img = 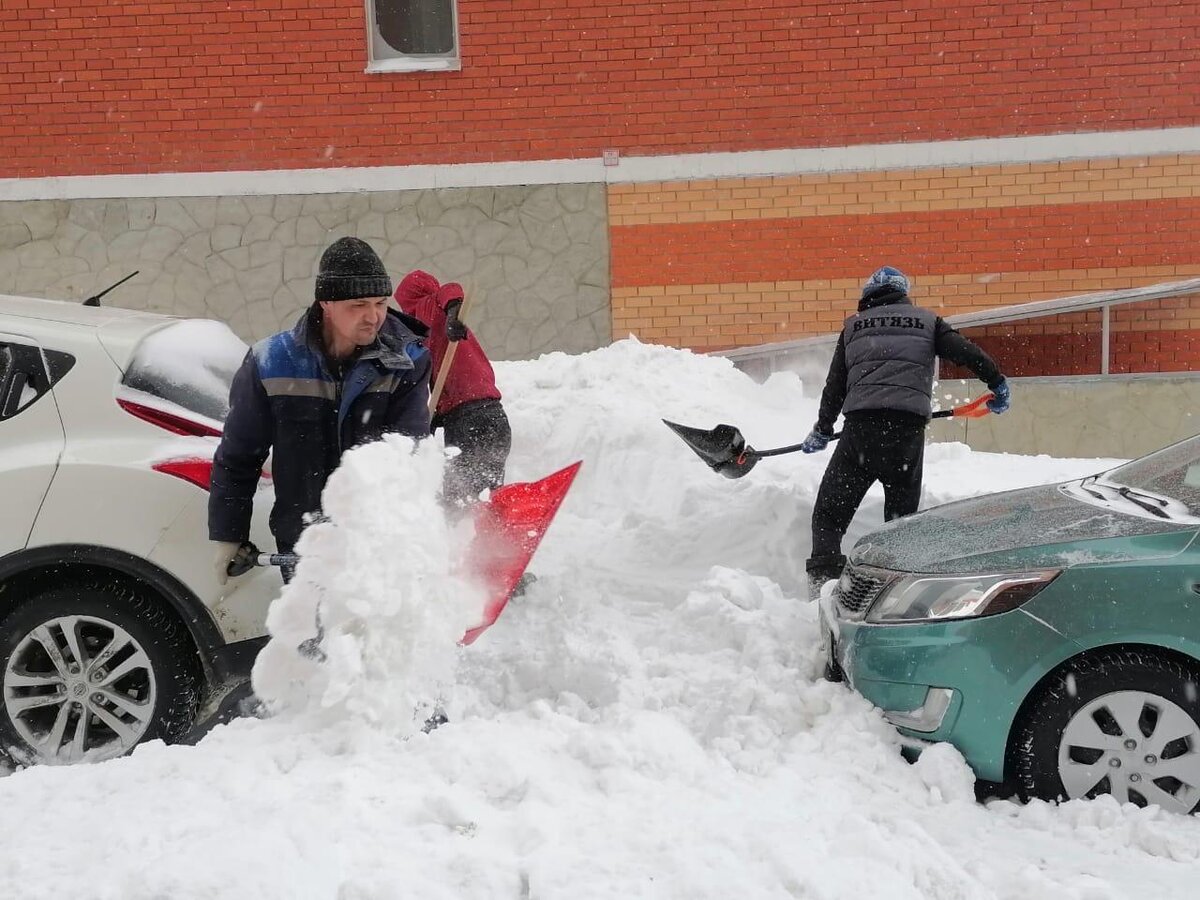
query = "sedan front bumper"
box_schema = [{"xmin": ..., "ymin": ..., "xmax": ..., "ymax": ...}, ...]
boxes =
[{"xmin": 821, "ymin": 594, "xmax": 1072, "ymax": 783}]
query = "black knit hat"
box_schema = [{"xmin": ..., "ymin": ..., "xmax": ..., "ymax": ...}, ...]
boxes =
[{"xmin": 314, "ymin": 237, "xmax": 393, "ymax": 301}]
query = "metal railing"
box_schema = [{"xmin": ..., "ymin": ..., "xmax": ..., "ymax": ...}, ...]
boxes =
[{"xmin": 714, "ymin": 276, "xmax": 1200, "ymax": 381}]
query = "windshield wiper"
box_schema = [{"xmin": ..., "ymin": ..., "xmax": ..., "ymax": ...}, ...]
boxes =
[
  {"xmin": 1115, "ymin": 486, "xmax": 1170, "ymax": 518},
  {"xmin": 1082, "ymin": 479, "xmax": 1174, "ymax": 519}
]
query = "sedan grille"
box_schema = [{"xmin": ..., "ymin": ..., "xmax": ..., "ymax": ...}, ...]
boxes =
[{"xmin": 834, "ymin": 566, "xmax": 893, "ymax": 619}]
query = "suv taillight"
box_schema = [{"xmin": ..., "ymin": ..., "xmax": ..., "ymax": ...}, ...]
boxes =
[
  {"xmin": 117, "ymin": 398, "xmax": 222, "ymax": 438},
  {"xmin": 152, "ymin": 458, "xmax": 214, "ymax": 491}
]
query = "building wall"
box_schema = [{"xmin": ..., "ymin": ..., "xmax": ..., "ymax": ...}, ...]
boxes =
[
  {"xmin": 1, "ymin": 1, "xmax": 1196, "ymax": 177},
  {"xmin": 610, "ymin": 152, "xmax": 1200, "ymax": 358},
  {"xmin": 0, "ymin": 185, "xmax": 611, "ymax": 357},
  {"xmin": 2, "ymin": 3, "xmax": 1200, "ymax": 363},
  {"xmin": 928, "ymin": 376, "xmax": 1200, "ymax": 459}
]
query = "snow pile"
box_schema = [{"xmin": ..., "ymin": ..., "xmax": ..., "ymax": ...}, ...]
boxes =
[
  {"xmin": 252, "ymin": 434, "xmax": 483, "ymax": 733},
  {"xmin": 2, "ymin": 339, "xmax": 1197, "ymax": 900}
]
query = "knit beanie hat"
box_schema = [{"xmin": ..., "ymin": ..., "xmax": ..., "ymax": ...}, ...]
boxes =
[
  {"xmin": 315, "ymin": 237, "xmax": 392, "ymax": 301},
  {"xmin": 861, "ymin": 265, "xmax": 910, "ymax": 301},
  {"xmin": 394, "ymin": 268, "xmax": 440, "ymax": 303}
]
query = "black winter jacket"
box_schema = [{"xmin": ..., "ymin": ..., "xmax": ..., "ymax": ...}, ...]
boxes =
[
  {"xmin": 815, "ymin": 288, "xmax": 1003, "ymax": 434},
  {"xmin": 209, "ymin": 307, "xmax": 432, "ymax": 551}
]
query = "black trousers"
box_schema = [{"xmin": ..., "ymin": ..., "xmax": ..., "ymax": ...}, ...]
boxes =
[
  {"xmin": 809, "ymin": 411, "xmax": 926, "ymax": 570},
  {"xmin": 435, "ymin": 398, "xmax": 513, "ymax": 507}
]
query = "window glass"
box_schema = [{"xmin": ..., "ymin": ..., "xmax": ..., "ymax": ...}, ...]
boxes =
[
  {"xmin": 368, "ymin": 0, "xmax": 459, "ymax": 69},
  {"xmin": 0, "ymin": 342, "xmax": 73, "ymax": 421},
  {"xmin": 122, "ymin": 320, "xmax": 247, "ymax": 423},
  {"xmin": 1104, "ymin": 434, "xmax": 1200, "ymax": 514}
]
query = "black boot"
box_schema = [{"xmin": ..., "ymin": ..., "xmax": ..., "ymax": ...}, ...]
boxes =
[{"xmin": 805, "ymin": 553, "xmax": 846, "ymax": 602}]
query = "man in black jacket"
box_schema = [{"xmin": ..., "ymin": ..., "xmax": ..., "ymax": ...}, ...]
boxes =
[
  {"xmin": 800, "ymin": 266, "xmax": 1010, "ymax": 595},
  {"xmin": 209, "ymin": 236, "xmax": 432, "ymax": 583}
]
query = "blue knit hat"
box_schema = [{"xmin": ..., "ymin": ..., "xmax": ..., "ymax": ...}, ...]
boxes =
[{"xmin": 862, "ymin": 265, "xmax": 910, "ymax": 300}]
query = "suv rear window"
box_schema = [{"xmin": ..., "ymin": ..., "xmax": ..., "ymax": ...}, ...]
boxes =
[{"xmin": 122, "ymin": 320, "xmax": 248, "ymax": 422}]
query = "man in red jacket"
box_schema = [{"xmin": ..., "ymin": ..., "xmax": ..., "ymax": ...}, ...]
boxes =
[{"xmin": 394, "ymin": 270, "xmax": 512, "ymax": 507}]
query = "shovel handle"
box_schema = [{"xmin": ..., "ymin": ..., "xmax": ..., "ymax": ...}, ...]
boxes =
[
  {"xmin": 226, "ymin": 543, "xmax": 299, "ymax": 578},
  {"xmin": 747, "ymin": 392, "xmax": 995, "ymax": 460},
  {"xmin": 429, "ymin": 289, "xmax": 475, "ymax": 415},
  {"xmin": 943, "ymin": 391, "xmax": 994, "ymax": 419}
]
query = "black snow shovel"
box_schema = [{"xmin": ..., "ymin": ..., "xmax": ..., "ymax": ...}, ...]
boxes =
[{"xmin": 663, "ymin": 392, "xmax": 995, "ymax": 479}]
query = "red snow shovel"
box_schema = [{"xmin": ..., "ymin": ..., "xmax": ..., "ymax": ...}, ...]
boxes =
[
  {"xmin": 228, "ymin": 460, "xmax": 582, "ymax": 645},
  {"xmin": 460, "ymin": 459, "xmax": 581, "ymax": 644},
  {"xmin": 663, "ymin": 393, "xmax": 994, "ymax": 479}
]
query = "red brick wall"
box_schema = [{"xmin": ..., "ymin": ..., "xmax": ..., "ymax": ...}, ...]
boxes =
[
  {"xmin": 612, "ymin": 199, "xmax": 1200, "ymax": 289},
  {"xmin": 1, "ymin": 0, "xmax": 1198, "ymax": 177},
  {"xmin": 610, "ymin": 158, "xmax": 1200, "ymax": 354}
]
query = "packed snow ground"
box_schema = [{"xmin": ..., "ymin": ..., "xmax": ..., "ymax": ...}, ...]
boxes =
[{"xmin": 4, "ymin": 339, "xmax": 1200, "ymax": 899}]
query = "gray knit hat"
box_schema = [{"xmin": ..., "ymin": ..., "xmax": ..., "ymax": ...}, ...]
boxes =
[{"xmin": 315, "ymin": 237, "xmax": 393, "ymax": 301}]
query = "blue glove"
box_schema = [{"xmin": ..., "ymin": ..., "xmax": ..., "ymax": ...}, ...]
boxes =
[
  {"xmin": 986, "ymin": 378, "xmax": 1011, "ymax": 414},
  {"xmin": 801, "ymin": 427, "xmax": 834, "ymax": 454}
]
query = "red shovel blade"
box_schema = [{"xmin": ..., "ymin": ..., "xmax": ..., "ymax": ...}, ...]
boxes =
[{"xmin": 460, "ymin": 460, "xmax": 582, "ymax": 645}]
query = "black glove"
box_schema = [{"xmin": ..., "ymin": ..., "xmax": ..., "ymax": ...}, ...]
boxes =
[
  {"xmin": 445, "ymin": 299, "xmax": 468, "ymax": 342},
  {"xmin": 223, "ymin": 541, "xmax": 262, "ymax": 580}
]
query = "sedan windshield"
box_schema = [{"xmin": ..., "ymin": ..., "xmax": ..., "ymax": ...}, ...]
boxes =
[{"xmin": 1102, "ymin": 435, "xmax": 1200, "ymax": 516}]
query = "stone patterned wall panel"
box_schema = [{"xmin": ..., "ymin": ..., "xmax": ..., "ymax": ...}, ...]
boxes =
[{"xmin": 0, "ymin": 185, "xmax": 611, "ymax": 360}]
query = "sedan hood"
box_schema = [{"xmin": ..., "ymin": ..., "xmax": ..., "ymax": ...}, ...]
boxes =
[{"xmin": 850, "ymin": 482, "xmax": 1197, "ymax": 574}]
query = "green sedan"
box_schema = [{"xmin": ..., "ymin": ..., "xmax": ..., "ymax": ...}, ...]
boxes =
[{"xmin": 821, "ymin": 434, "xmax": 1200, "ymax": 814}]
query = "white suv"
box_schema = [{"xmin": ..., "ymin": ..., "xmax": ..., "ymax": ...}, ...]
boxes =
[{"xmin": 0, "ymin": 294, "xmax": 280, "ymax": 764}]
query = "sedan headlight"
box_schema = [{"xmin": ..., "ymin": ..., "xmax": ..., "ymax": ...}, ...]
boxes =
[{"xmin": 866, "ymin": 570, "xmax": 1060, "ymax": 624}]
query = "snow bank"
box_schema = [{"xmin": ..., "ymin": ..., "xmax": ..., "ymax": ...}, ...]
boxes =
[
  {"xmin": 252, "ymin": 434, "xmax": 483, "ymax": 734},
  {"xmin": 2, "ymin": 339, "xmax": 1195, "ymax": 900}
]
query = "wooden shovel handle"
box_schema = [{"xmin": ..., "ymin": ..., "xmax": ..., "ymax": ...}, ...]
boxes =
[{"xmin": 428, "ymin": 289, "xmax": 475, "ymax": 415}]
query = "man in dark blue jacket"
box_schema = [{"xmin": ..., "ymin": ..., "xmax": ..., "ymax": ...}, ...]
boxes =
[
  {"xmin": 209, "ymin": 236, "xmax": 432, "ymax": 583},
  {"xmin": 799, "ymin": 266, "xmax": 1010, "ymax": 595}
]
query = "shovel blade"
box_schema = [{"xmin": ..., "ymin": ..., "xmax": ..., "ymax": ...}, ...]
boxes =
[
  {"xmin": 662, "ymin": 419, "xmax": 759, "ymax": 479},
  {"xmin": 460, "ymin": 460, "xmax": 582, "ymax": 645}
]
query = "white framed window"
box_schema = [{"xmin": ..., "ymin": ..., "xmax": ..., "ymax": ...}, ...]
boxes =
[{"xmin": 365, "ymin": 0, "xmax": 461, "ymax": 73}]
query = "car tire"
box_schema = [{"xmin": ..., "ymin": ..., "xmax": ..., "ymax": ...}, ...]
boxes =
[
  {"xmin": 0, "ymin": 583, "xmax": 201, "ymax": 764},
  {"xmin": 1013, "ymin": 649, "xmax": 1200, "ymax": 815}
]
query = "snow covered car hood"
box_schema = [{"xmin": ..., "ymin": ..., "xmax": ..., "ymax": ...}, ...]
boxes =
[{"xmin": 849, "ymin": 482, "xmax": 1199, "ymax": 574}]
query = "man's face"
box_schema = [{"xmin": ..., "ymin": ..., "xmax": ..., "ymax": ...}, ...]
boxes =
[{"xmin": 320, "ymin": 297, "xmax": 389, "ymax": 349}]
